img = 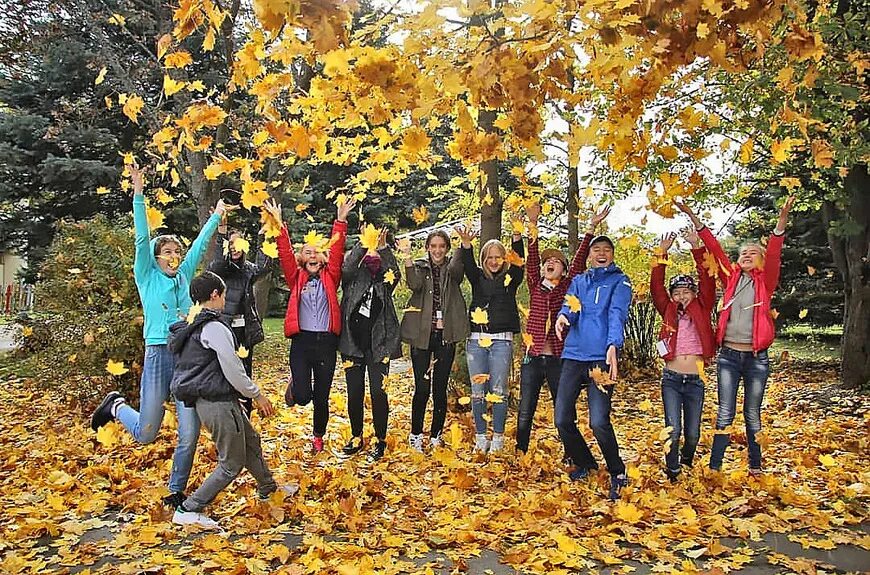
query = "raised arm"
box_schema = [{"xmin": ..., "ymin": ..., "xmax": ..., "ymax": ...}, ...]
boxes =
[
  {"xmin": 764, "ymin": 196, "xmax": 794, "ymax": 293},
  {"xmin": 208, "ymin": 233, "xmax": 230, "ymax": 275},
  {"xmin": 507, "ymin": 236, "xmax": 525, "ymax": 288},
  {"xmin": 130, "ymin": 166, "xmax": 153, "ymax": 281},
  {"xmin": 682, "ymin": 227, "xmax": 716, "ymax": 311},
  {"xmin": 455, "ymin": 225, "xmax": 481, "ymax": 285},
  {"xmin": 650, "ymin": 233, "xmax": 676, "ymax": 317},
  {"xmin": 325, "ymin": 219, "xmax": 349, "ymax": 285},
  {"xmin": 342, "ymin": 243, "xmax": 367, "ymax": 283},
  {"xmin": 675, "ymin": 200, "xmax": 732, "ymax": 284},
  {"xmin": 398, "ymin": 238, "xmax": 423, "ymax": 291},
  {"xmin": 569, "ymin": 205, "xmax": 610, "ymax": 280},
  {"xmin": 446, "ymin": 245, "xmax": 465, "ymax": 282},
  {"xmin": 178, "ymin": 201, "xmax": 224, "ymax": 280},
  {"xmin": 524, "ymin": 202, "xmax": 541, "ymax": 286}
]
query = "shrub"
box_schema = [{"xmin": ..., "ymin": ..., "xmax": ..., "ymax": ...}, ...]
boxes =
[{"xmin": 15, "ymin": 216, "xmax": 144, "ymax": 406}]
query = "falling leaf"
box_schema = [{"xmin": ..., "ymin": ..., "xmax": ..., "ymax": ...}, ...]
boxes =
[
  {"xmin": 807, "ymin": 265, "xmax": 816, "ymax": 276},
  {"xmin": 21, "ymin": 326, "xmax": 33, "ymax": 337},
  {"xmin": 186, "ymin": 303, "xmax": 203, "ymax": 324},
  {"xmin": 470, "ymin": 307, "xmax": 489, "ymax": 325},
  {"xmin": 232, "ymin": 237, "xmax": 250, "ymax": 254},
  {"xmin": 403, "ymin": 307, "xmax": 422, "ymax": 313},
  {"xmin": 341, "ymin": 360, "xmax": 355, "ymax": 369},
  {"xmin": 458, "ymin": 396, "xmax": 471, "ymax": 405},
  {"xmin": 261, "ymin": 241, "xmax": 278, "ymax": 258},
  {"xmin": 106, "ymin": 359, "xmax": 129, "ymax": 376},
  {"xmin": 122, "ymin": 94, "xmax": 144, "ymax": 124},
  {"xmin": 589, "ymin": 366, "xmax": 611, "ymax": 386},
  {"xmin": 798, "ymin": 308, "xmax": 808, "ymax": 319},
  {"xmin": 94, "ymin": 67, "xmax": 107, "ymax": 85},
  {"xmin": 485, "ymin": 393, "xmax": 503, "ymax": 403},
  {"xmin": 237, "ymin": 346, "xmax": 249, "ymax": 359},
  {"xmin": 360, "ymin": 224, "xmax": 381, "ymax": 253},
  {"xmin": 522, "ymin": 332, "xmax": 534, "ymax": 351},
  {"xmin": 107, "ymin": 13, "xmax": 126, "ymax": 25},
  {"xmin": 477, "ymin": 337, "xmax": 493, "ymax": 348},
  {"xmin": 811, "ymin": 139, "xmax": 835, "ymax": 168},
  {"xmin": 163, "ymin": 75, "xmax": 186, "ymax": 97},
  {"xmin": 564, "ymin": 294, "xmax": 582, "ymax": 312},
  {"xmin": 697, "ymin": 360, "xmax": 708, "ymax": 384},
  {"xmin": 412, "ymin": 206, "xmax": 429, "ymax": 225},
  {"xmin": 145, "ymin": 203, "xmax": 165, "ymax": 231},
  {"xmin": 240, "ymin": 180, "xmax": 268, "ymax": 210},
  {"xmin": 504, "ymin": 274, "xmax": 512, "ymax": 287},
  {"xmin": 471, "ymin": 374, "xmax": 490, "ymax": 384},
  {"xmin": 384, "ymin": 269, "xmax": 396, "ymax": 285},
  {"xmin": 738, "ymin": 138, "xmax": 754, "ymax": 164}
]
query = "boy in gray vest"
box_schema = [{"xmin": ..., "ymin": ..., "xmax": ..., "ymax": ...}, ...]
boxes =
[{"xmin": 169, "ymin": 271, "xmax": 296, "ymax": 529}]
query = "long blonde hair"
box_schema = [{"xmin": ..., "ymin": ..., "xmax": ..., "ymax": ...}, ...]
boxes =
[{"xmin": 479, "ymin": 239, "xmax": 508, "ymax": 279}]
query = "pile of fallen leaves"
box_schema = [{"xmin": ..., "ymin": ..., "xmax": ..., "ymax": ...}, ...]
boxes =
[{"xmin": 0, "ymin": 344, "xmax": 867, "ymax": 574}]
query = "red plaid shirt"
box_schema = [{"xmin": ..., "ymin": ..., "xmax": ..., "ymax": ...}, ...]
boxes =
[{"xmin": 525, "ymin": 234, "xmax": 592, "ymax": 357}]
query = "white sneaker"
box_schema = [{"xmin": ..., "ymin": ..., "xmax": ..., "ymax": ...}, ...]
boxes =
[
  {"xmin": 408, "ymin": 433, "xmax": 424, "ymax": 452},
  {"xmin": 489, "ymin": 434, "xmax": 504, "ymax": 453},
  {"xmin": 429, "ymin": 434, "xmax": 442, "ymax": 449},
  {"xmin": 473, "ymin": 433, "xmax": 490, "ymax": 454},
  {"xmin": 172, "ymin": 508, "xmax": 220, "ymax": 530}
]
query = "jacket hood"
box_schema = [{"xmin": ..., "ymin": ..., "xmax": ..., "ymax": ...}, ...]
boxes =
[
  {"xmin": 587, "ymin": 262, "xmax": 624, "ymax": 278},
  {"xmin": 168, "ymin": 308, "xmax": 222, "ymax": 354}
]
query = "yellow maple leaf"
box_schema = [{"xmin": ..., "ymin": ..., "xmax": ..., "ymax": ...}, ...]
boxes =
[
  {"xmin": 738, "ymin": 138, "xmax": 754, "ymax": 164},
  {"xmin": 106, "ymin": 359, "xmax": 129, "ymax": 376},
  {"xmin": 412, "ymin": 206, "xmax": 429, "ymax": 225},
  {"xmin": 771, "ymin": 138, "xmax": 801, "ymax": 164},
  {"xmin": 458, "ymin": 396, "xmax": 471, "ymax": 405},
  {"xmin": 485, "ymin": 392, "xmax": 503, "ymax": 403},
  {"xmin": 384, "ymin": 269, "xmax": 396, "ymax": 285},
  {"xmin": 589, "ymin": 366, "xmax": 611, "ymax": 386},
  {"xmin": 470, "ymin": 307, "xmax": 489, "ymax": 325},
  {"xmin": 564, "ymin": 294, "xmax": 582, "ymax": 312},
  {"xmin": 341, "ymin": 359, "xmax": 355, "ymax": 369},
  {"xmin": 779, "ymin": 177, "xmax": 801, "ymax": 190},
  {"xmin": 186, "ymin": 303, "xmax": 203, "ymax": 324},
  {"xmin": 471, "ymin": 373, "xmax": 490, "ymax": 384},
  {"xmin": 302, "ymin": 230, "xmax": 328, "ymax": 252},
  {"xmin": 295, "ymin": 203, "xmax": 308, "ymax": 213},
  {"xmin": 696, "ymin": 22, "xmax": 710, "ymax": 39},
  {"xmin": 96, "ymin": 186, "xmax": 110, "ymax": 195},
  {"xmin": 702, "ymin": 250, "xmax": 718, "ymax": 277},
  {"xmin": 504, "ymin": 274, "xmax": 512, "ymax": 287},
  {"xmin": 232, "ymin": 237, "xmax": 250, "ymax": 254},
  {"xmin": 798, "ymin": 308, "xmax": 808, "ymax": 319},
  {"xmin": 107, "ymin": 13, "xmax": 125, "ymax": 25},
  {"xmin": 505, "ymin": 250, "xmax": 525, "ymax": 267},
  {"xmin": 163, "ymin": 75, "xmax": 185, "ymax": 97},
  {"xmin": 261, "ymin": 241, "xmax": 278, "ymax": 258},
  {"xmin": 21, "ymin": 326, "xmax": 33, "ymax": 337},
  {"xmin": 122, "ymin": 94, "xmax": 144, "ymax": 124},
  {"xmin": 145, "ymin": 203, "xmax": 165, "ymax": 231},
  {"xmin": 770, "ymin": 308, "xmax": 780, "ymax": 320},
  {"xmin": 96, "ymin": 423, "xmax": 119, "ymax": 448},
  {"xmin": 811, "ymin": 139, "xmax": 834, "ymax": 168},
  {"xmin": 240, "ymin": 180, "xmax": 268, "ymax": 210},
  {"xmin": 478, "ymin": 337, "xmax": 493, "ymax": 348},
  {"xmin": 163, "ymin": 51, "xmax": 193, "ymax": 69},
  {"xmin": 638, "ymin": 399, "xmax": 653, "ymax": 411},
  {"xmin": 818, "ymin": 454, "xmax": 836, "ymax": 467},
  {"xmin": 237, "ymin": 346, "xmax": 249, "ymax": 359},
  {"xmin": 94, "ymin": 67, "xmax": 107, "ymax": 85},
  {"xmin": 522, "ymin": 332, "xmax": 533, "ymax": 351},
  {"xmin": 697, "ymin": 360, "xmax": 708, "ymax": 384},
  {"xmin": 360, "ymin": 224, "xmax": 381, "ymax": 253},
  {"xmin": 615, "ymin": 501, "xmax": 643, "ymax": 524}
]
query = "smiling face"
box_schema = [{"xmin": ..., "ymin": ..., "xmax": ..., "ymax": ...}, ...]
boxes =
[
  {"xmin": 738, "ymin": 244, "xmax": 765, "ymax": 272},
  {"xmin": 300, "ymin": 244, "xmax": 325, "ymax": 273},
  {"xmin": 670, "ymin": 286, "xmax": 696, "ymax": 308},
  {"xmin": 482, "ymin": 243, "xmax": 506, "ymax": 274},
  {"xmin": 228, "ymin": 232, "xmax": 244, "ymax": 261},
  {"xmin": 542, "ymin": 257, "xmax": 565, "ymax": 281},
  {"xmin": 427, "ymin": 234, "xmax": 449, "ymax": 265},
  {"xmin": 589, "ymin": 241, "xmax": 614, "ymax": 268},
  {"xmin": 156, "ymin": 241, "xmax": 182, "ymax": 277}
]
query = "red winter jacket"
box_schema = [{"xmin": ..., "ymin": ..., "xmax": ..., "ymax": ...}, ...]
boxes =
[
  {"xmin": 698, "ymin": 226, "xmax": 784, "ymax": 352},
  {"xmin": 650, "ymin": 248, "xmax": 717, "ymax": 363},
  {"xmin": 276, "ymin": 220, "xmax": 347, "ymax": 338}
]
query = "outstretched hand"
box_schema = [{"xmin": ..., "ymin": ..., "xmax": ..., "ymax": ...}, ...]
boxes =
[
  {"xmin": 681, "ymin": 226, "xmax": 701, "ymax": 249},
  {"xmin": 776, "ymin": 195, "xmax": 796, "ymax": 233},
  {"xmin": 590, "ymin": 205, "xmax": 611, "ymax": 230},
  {"xmin": 337, "ymin": 197, "xmax": 357, "ymax": 222},
  {"xmin": 454, "ymin": 224, "xmax": 478, "ymax": 248},
  {"xmin": 659, "ymin": 232, "xmax": 677, "ymax": 253},
  {"xmin": 526, "ymin": 201, "xmax": 542, "ymax": 224},
  {"xmin": 128, "ymin": 163, "xmax": 144, "ymax": 196}
]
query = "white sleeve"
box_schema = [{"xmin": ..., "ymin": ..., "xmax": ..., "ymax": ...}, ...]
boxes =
[{"xmin": 200, "ymin": 322, "xmax": 262, "ymax": 399}]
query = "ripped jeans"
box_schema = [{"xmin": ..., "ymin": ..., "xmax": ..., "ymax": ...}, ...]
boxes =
[{"xmin": 466, "ymin": 338, "xmax": 512, "ymax": 435}]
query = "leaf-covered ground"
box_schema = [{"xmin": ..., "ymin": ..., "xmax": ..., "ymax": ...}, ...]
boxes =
[{"xmin": 0, "ymin": 335, "xmax": 867, "ymax": 575}]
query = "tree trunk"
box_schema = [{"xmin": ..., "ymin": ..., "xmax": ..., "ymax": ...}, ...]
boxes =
[
  {"xmin": 477, "ymin": 109, "xmax": 502, "ymax": 244},
  {"xmin": 824, "ymin": 164, "xmax": 870, "ymax": 389},
  {"xmin": 566, "ymin": 166, "xmax": 580, "ymax": 253}
]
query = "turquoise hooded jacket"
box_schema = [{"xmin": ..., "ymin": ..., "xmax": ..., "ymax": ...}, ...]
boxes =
[{"xmin": 133, "ymin": 195, "xmax": 221, "ymax": 346}]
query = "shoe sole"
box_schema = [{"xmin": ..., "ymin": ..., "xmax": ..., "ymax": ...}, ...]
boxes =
[{"xmin": 90, "ymin": 392, "xmax": 119, "ymax": 431}]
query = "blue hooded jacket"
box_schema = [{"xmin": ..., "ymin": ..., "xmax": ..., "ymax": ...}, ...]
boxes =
[
  {"xmin": 558, "ymin": 263, "xmax": 632, "ymax": 362},
  {"xmin": 133, "ymin": 195, "xmax": 221, "ymax": 346}
]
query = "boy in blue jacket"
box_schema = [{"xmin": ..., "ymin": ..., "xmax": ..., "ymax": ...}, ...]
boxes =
[
  {"xmin": 90, "ymin": 164, "xmax": 226, "ymax": 508},
  {"xmin": 554, "ymin": 235, "xmax": 632, "ymax": 500}
]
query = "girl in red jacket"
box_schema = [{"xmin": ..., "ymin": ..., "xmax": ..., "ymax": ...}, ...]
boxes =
[
  {"xmin": 676, "ymin": 196, "xmax": 795, "ymax": 474},
  {"xmin": 650, "ymin": 228, "xmax": 716, "ymax": 481},
  {"xmin": 268, "ymin": 197, "xmax": 354, "ymax": 454}
]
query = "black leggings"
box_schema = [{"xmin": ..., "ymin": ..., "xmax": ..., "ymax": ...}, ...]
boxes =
[
  {"xmin": 289, "ymin": 331, "xmax": 339, "ymax": 436},
  {"xmin": 410, "ymin": 330, "xmax": 456, "ymax": 437},
  {"xmin": 345, "ymin": 352, "xmax": 389, "ymax": 441}
]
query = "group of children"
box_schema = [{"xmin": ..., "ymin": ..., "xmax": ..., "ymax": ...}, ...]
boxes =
[{"xmin": 89, "ymin": 162, "xmax": 796, "ymax": 529}]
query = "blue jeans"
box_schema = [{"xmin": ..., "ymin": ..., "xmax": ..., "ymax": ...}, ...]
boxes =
[
  {"xmin": 709, "ymin": 347, "xmax": 769, "ymax": 470},
  {"xmin": 116, "ymin": 344, "xmax": 201, "ymax": 494},
  {"xmin": 661, "ymin": 369, "xmax": 704, "ymax": 472},
  {"xmin": 555, "ymin": 359, "xmax": 625, "ymax": 475},
  {"xmin": 466, "ymin": 338, "xmax": 512, "ymax": 434},
  {"xmin": 516, "ymin": 355, "xmax": 561, "ymax": 452}
]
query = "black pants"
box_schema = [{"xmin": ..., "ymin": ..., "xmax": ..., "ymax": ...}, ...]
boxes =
[
  {"xmin": 345, "ymin": 351, "xmax": 389, "ymax": 441},
  {"xmin": 232, "ymin": 326, "xmax": 254, "ymax": 417},
  {"xmin": 289, "ymin": 331, "xmax": 339, "ymax": 437},
  {"xmin": 410, "ymin": 330, "xmax": 456, "ymax": 437},
  {"xmin": 516, "ymin": 354, "xmax": 561, "ymax": 452}
]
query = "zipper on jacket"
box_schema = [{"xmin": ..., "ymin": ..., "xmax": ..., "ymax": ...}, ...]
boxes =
[{"xmin": 595, "ymin": 286, "xmax": 601, "ymax": 304}]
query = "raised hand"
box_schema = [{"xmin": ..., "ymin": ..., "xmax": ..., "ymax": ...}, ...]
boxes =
[
  {"xmin": 397, "ymin": 237, "xmax": 412, "ymax": 257},
  {"xmin": 681, "ymin": 226, "xmax": 701, "ymax": 249},
  {"xmin": 525, "ymin": 201, "xmax": 541, "ymax": 224},
  {"xmin": 262, "ymin": 198, "xmax": 282, "ymax": 223},
  {"xmin": 454, "ymin": 224, "xmax": 478, "ymax": 248},
  {"xmin": 775, "ymin": 195, "xmax": 796, "ymax": 234},
  {"xmin": 673, "ymin": 199, "xmax": 703, "ymax": 230},
  {"xmin": 337, "ymin": 197, "xmax": 357, "ymax": 222},
  {"xmin": 214, "ymin": 199, "xmax": 229, "ymax": 217},
  {"xmin": 377, "ymin": 227, "xmax": 389, "ymax": 249},
  {"xmin": 589, "ymin": 205, "xmax": 611, "ymax": 231},
  {"xmin": 659, "ymin": 232, "xmax": 677, "ymax": 253},
  {"xmin": 129, "ymin": 163, "xmax": 144, "ymax": 196}
]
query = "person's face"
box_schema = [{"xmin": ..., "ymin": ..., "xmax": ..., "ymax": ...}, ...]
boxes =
[
  {"xmin": 542, "ymin": 257, "xmax": 565, "ymax": 281},
  {"xmin": 301, "ymin": 245, "xmax": 323, "ymax": 273},
  {"xmin": 228, "ymin": 232, "xmax": 244, "ymax": 261},
  {"xmin": 670, "ymin": 286, "xmax": 696, "ymax": 308},
  {"xmin": 738, "ymin": 245, "xmax": 764, "ymax": 272},
  {"xmin": 484, "ymin": 247, "xmax": 505, "ymax": 274},
  {"xmin": 427, "ymin": 236, "xmax": 448, "ymax": 265},
  {"xmin": 589, "ymin": 242, "xmax": 614, "ymax": 268},
  {"xmin": 157, "ymin": 242, "xmax": 182, "ymax": 276}
]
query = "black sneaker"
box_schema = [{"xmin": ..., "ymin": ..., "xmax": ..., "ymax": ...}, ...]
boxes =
[
  {"xmin": 665, "ymin": 468, "xmax": 680, "ymax": 483},
  {"xmin": 91, "ymin": 391, "xmax": 123, "ymax": 431},
  {"xmin": 367, "ymin": 441, "xmax": 387, "ymax": 462},
  {"xmin": 609, "ymin": 473, "xmax": 628, "ymax": 500},
  {"xmin": 162, "ymin": 492, "xmax": 187, "ymax": 509},
  {"xmin": 342, "ymin": 437, "xmax": 364, "ymax": 456}
]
